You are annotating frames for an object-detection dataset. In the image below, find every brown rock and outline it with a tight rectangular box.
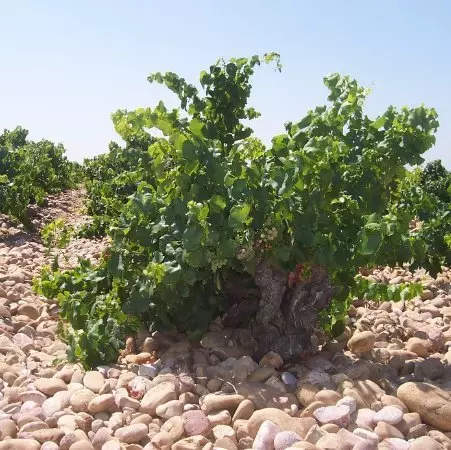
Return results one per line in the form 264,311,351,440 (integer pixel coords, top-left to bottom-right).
348,331,376,354
124,352,154,364
248,408,315,439
374,422,404,440
232,399,255,422
182,410,211,436
381,395,407,413
414,325,444,353
410,436,442,450
114,423,148,443
34,378,67,396
29,428,65,443
259,351,284,368
0,440,41,450
299,401,326,418
0,418,17,438
70,442,95,450
151,430,173,450
397,382,451,431
406,338,430,357
395,412,422,435
200,394,245,414
171,435,210,450
83,371,105,393
247,367,277,382
17,303,39,319
237,381,298,411
70,388,97,413
88,394,115,414
140,381,177,415
315,390,341,406
296,384,320,407
161,416,184,442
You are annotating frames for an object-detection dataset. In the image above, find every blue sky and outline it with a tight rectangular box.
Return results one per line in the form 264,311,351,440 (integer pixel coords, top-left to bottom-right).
0,1,450,166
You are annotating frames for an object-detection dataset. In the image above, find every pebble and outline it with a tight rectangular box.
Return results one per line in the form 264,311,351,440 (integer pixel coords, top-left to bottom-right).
34,378,67,396
182,410,211,436
83,371,105,393
313,405,351,427
253,420,281,449
114,423,148,443
373,405,404,425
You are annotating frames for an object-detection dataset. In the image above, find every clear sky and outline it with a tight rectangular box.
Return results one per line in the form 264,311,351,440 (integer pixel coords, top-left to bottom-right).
0,1,450,167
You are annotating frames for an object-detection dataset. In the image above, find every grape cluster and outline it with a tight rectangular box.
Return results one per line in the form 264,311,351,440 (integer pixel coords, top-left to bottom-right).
255,226,278,251
209,252,227,271
236,243,255,261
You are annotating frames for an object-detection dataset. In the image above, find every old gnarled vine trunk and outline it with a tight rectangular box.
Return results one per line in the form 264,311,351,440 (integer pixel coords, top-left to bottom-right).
252,258,335,360
223,258,335,361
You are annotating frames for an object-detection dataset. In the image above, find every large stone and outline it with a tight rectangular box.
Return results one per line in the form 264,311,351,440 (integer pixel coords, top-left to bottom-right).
248,408,315,439
414,325,444,353
171,435,210,450
83,371,105,393
274,430,303,449
70,388,97,413
348,331,376,354
253,420,281,449
140,381,177,415
88,393,115,414
0,419,17,438
182,410,211,436
410,436,442,450
414,358,444,381
296,384,320,407
237,381,298,411
200,332,228,349
0,440,41,450
41,392,70,418
34,378,67,396
397,382,451,431
161,416,184,441
406,338,430,357
313,405,351,427
373,406,403,425
199,394,245,414
114,423,148,443
29,428,65,443
232,399,255,422
156,399,184,419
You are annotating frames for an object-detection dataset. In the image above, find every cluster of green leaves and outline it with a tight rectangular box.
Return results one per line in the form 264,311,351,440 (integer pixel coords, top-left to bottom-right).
36,54,443,367
392,160,451,275
34,259,137,366
0,127,80,221
41,218,74,257
80,135,154,237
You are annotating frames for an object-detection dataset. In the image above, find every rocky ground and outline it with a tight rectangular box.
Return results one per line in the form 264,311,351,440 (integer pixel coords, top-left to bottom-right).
0,190,451,450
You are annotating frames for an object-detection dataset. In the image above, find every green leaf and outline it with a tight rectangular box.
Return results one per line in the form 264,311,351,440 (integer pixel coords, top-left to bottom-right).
108,253,124,275
218,238,237,258
189,119,205,138
274,246,291,262
228,203,251,228
182,141,197,160
210,195,226,212
183,225,204,250
361,231,382,255
371,116,385,129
